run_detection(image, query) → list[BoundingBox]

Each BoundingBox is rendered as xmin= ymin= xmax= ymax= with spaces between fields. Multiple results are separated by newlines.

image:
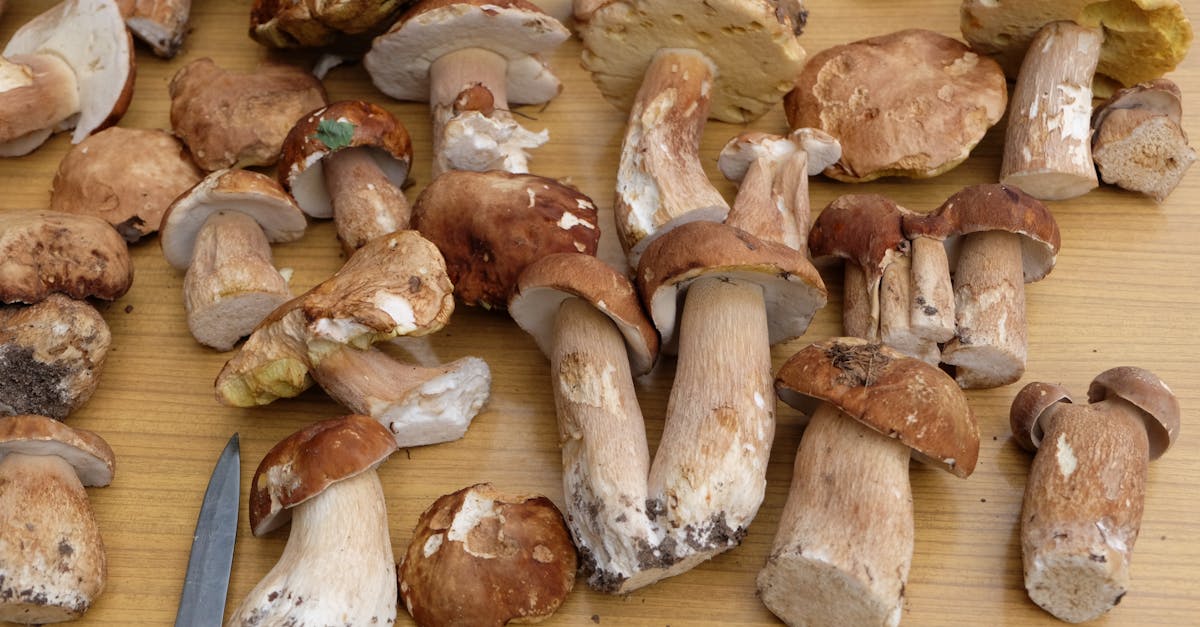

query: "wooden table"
xmin=2 ymin=1 xmax=1197 ymax=625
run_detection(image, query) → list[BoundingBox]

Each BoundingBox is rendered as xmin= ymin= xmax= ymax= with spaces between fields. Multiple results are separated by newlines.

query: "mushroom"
xmin=228 ymin=414 xmax=398 ymax=626
xmin=0 ymin=0 xmax=134 ymax=157
xmin=575 ymin=0 xmax=807 ymax=265
xmin=250 ymin=0 xmax=407 ymax=50
xmin=116 ymin=0 xmax=192 ymax=58
xmin=905 ymin=183 xmax=1061 ymax=388
xmin=758 ymin=338 xmax=979 ymax=627
xmin=169 ymin=57 xmax=328 ymax=171
xmin=398 ymin=483 xmax=577 ymax=626
xmin=784 ymin=29 xmax=1007 ymax=182
xmin=364 ymin=0 xmax=569 ymax=176
xmin=0 ymin=210 xmax=133 ymax=304
xmin=960 ymin=1 xmax=1193 ymax=199
xmin=160 ymin=169 xmax=308 ymax=351
xmin=216 ymin=231 xmax=491 ymax=448
xmin=411 ymin=170 xmax=600 ymax=310
xmin=278 ymin=100 xmax=414 ymax=255
xmin=1091 ymin=78 xmax=1196 ymax=202
xmin=1010 ymin=367 xmax=1180 ymax=623
xmin=49 ymin=127 xmax=204 ymax=242
xmin=0 ymin=414 xmax=115 ymax=623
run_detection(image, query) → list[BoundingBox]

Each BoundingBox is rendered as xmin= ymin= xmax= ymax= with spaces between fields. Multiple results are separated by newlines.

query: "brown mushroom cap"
xmin=637 ymin=221 xmax=827 ymax=348
xmin=1009 ymin=381 xmax=1076 ymax=453
xmin=398 ymin=483 xmax=576 ymax=627
xmin=249 ymin=414 xmax=396 ymax=536
xmin=785 ymin=29 xmax=1007 ymax=182
xmin=509 ymin=253 xmax=659 ymax=376
xmin=159 ymin=169 xmax=308 ymax=270
xmin=1088 ymin=366 xmax=1180 ymax=461
xmin=50 ymin=127 xmax=204 ymax=242
xmin=808 ymin=194 xmax=909 ymax=283
xmin=278 ymin=100 xmax=414 ymax=219
xmin=412 ymin=170 xmax=600 ymax=309
xmin=0 ymin=414 xmax=115 ymax=487
xmin=251 ymin=0 xmax=407 ymax=48
xmin=775 ymin=337 xmax=980 ymax=477
xmin=0 ymin=210 xmax=133 ymax=304
xmin=1092 ymin=78 xmax=1185 ymax=130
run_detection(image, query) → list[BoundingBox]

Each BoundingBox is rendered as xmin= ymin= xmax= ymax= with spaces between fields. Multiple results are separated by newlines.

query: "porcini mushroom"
xmin=228 ymin=414 xmax=398 ymax=626
xmin=398 ymin=483 xmax=577 ymax=626
xmin=1091 ymin=78 xmax=1196 ymax=202
xmin=116 ymin=0 xmax=192 ymax=58
xmin=0 ymin=0 xmax=134 ymax=157
xmin=1010 ymin=367 xmax=1180 ymax=623
xmin=784 ymin=29 xmax=1007 ymax=182
xmin=0 ymin=414 xmax=115 ymax=624
xmin=250 ymin=0 xmax=407 ymax=50
xmin=364 ymin=0 xmax=569 ymax=175
xmin=0 ymin=210 xmax=133 ymax=304
xmin=758 ymin=338 xmax=979 ymax=627
xmin=160 ymin=169 xmax=307 ymax=351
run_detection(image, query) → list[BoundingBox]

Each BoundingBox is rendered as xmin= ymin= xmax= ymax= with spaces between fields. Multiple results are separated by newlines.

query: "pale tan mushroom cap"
xmin=0 ymin=414 xmax=115 ymax=487
xmin=786 ymin=29 xmax=1006 ymax=182
xmin=0 ymin=210 xmax=133 ymax=304
xmin=577 ymin=0 xmax=806 ymax=123
xmin=1093 ymin=78 xmax=1184 ymax=129
xmin=776 ymin=337 xmax=980 ymax=477
xmin=1088 ymin=366 xmax=1180 ymax=461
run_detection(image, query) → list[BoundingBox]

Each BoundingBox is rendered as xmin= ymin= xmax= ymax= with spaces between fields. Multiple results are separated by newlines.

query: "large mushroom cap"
xmin=577 ymin=0 xmax=806 ymax=123
xmin=509 ymin=253 xmax=659 ymax=376
xmin=0 ymin=414 xmax=115 ymax=487
xmin=278 ymin=100 xmax=413 ymax=219
xmin=249 ymin=414 xmax=396 ymax=535
xmin=1009 ymin=381 xmax=1075 ymax=453
xmin=776 ymin=338 xmax=980 ymax=477
xmin=1088 ymin=366 xmax=1180 ymax=461
xmin=785 ymin=29 xmax=1007 ymax=182
xmin=364 ymin=0 xmax=569 ymax=105
xmin=0 ymin=210 xmax=133 ymax=304
xmin=251 ymin=0 xmax=409 ymax=48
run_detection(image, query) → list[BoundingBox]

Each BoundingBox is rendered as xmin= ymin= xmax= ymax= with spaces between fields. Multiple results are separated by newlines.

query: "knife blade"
xmin=175 ymin=433 xmax=241 ymax=627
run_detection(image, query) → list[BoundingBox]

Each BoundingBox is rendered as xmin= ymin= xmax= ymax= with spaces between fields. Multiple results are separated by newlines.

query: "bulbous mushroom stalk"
xmin=759 ymin=339 xmax=979 ymax=627
xmin=1010 ymin=368 xmax=1180 ymax=623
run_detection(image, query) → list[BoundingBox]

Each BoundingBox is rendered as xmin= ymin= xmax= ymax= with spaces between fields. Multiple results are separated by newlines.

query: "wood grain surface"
xmin=2 ymin=1 xmax=1198 ymax=625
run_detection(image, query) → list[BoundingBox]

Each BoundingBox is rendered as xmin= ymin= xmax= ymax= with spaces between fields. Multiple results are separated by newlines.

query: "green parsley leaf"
xmin=312 ymin=119 xmax=356 ymax=150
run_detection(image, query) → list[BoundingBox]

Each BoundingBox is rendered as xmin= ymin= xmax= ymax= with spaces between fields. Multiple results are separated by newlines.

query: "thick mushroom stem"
xmin=879 ymin=253 xmax=939 ymax=365
xmin=941 ymin=231 xmax=1026 ymax=388
xmin=550 ymin=297 xmax=656 ymax=593
xmin=0 ymin=54 xmax=80 ymax=150
xmin=1001 ymin=22 xmax=1103 ymax=200
xmin=841 ymin=264 xmax=876 ymax=341
xmin=227 ymin=470 xmax=396 ymax=626
xmin=758 ymin=402 xmax=913 ymax=627
xmin=183 ymin=211 xmax=291 ymax=351
xmin=322 ymin=147 xmax=411 ymax=254
xmin=727 ymin=151 xmax=808 ymax=250
xmin=309 ymin=345 xmax=491 ymax=448
xmin=1021 ymin=399 xmax=1149 ymax=623
xmin=617 ymin=49 xmax=728 ymax=265
xmin=0 ymin=453 xmax=105 ymax=623
xmin=908 ymin=236 xmax=955 ymax=343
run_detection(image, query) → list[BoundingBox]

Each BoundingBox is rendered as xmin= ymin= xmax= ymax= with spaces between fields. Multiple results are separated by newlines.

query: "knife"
xmin=175 ymin=433 xmax=241 ymax=627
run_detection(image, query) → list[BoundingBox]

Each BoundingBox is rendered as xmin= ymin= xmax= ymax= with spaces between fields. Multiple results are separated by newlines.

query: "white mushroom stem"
xmin=940 ymin=231 xmax=1027 ymax=389
xmin=727 ymin=151 xmax=808 ymax=250
xmin=1021 ymin=398 xmax=1149 ymax=623
xmin=757 ymin=402 xmax=913 ymax=627
xmin=322 ymin=147 xmax=411 ymax=254
xmin=617 ymin=49 xmax=729 ymax=266
xmin=0 ymin=54 xmax=80 ymax=150
xmin=908 ymin=236 xmax=956 ymax=342
xmin=227 ymin=470 xmax=397 ymax=626
xmin=183 ymin=211 xmax=291 ymax=352
xmin=310 ymin=345 xmax=491 ymax=448
xmin=1000 ymin=22 xmax=1103 ymax=200
xmin=879 ymin=253 xmax=940 ymax=365
xmin=0 ymin=453 xmax=105 ymax=623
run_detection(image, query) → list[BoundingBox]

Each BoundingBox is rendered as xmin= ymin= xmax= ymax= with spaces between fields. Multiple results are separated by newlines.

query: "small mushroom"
xmin=398 ymin=483 xmax=577 ymax=626
xmin=169 ymin=57 xmax=328 ymax=171
xmin=0 ymin=414 xmax=115 ymax=624
xmin=0 ymin=210 xmax=133 ymax=305
xmin=1010 ymin=367 xmax=1180 ymax=623
xmin=160 ymin=169 xmax=308 ymax=351
xmin=228 ymin=415 xmax=398 ymax=626
xmin=1091 ymin=78 xmax=1196 ymax=202
xmin=758 ymin=338 xmax=978 ymax=627
xmin=116 ymin=0 xmax=192 ymax=58
xmin=50 ymin=127 xmax=204 ymax=242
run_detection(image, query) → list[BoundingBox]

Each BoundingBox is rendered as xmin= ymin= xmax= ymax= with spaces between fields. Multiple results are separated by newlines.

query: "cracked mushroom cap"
xmin=776 ymin=337 xmax=980 ymax=477
xmin=0 ymin=295 xmax=110 ymax=420
xmin=904 ymin=183 xmax=1060 ymax=282
xmin=251 ymin=0 xmax=409 ymax=48
xmin=159 ymin=169 xmax=307 ymax=270
xmin=1088 ymin=366 xmax=1180 ymax=461
xmin=278 ymin=100 xmax=413 ymax=219
xmin=0 ymin=414 xmax=115 ymax=487
xmin=808 ymin=194 xmax=909 ymax=283
xmin=636 ymin=220 xmax=827 ymax=350
xmin=0 ymin=210 xmax=133 ymax=304
xmin=412 ymin=170 xmax=600 ymax=309
xmin=398 ymin=483 xmax=576 ymax=627
xmin=785 ymin=29 xmax=1007 ymax=182
xmin=1010 ymin=381 xmax=1076 ymax=453
xmin=577 ymin=0 xmax=807 ymax=123
xmin=509 ymin=253 xmax=659 ymax=376
xmin=50 ymin=127 xmax=204 ymax=242
xmin=249 ymin=414 xmax=396 ymax=535
xmin=364 ymin=0 xmax=569 ymax=105
xmin=717 ymin=128 xmax=842 ymax=182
